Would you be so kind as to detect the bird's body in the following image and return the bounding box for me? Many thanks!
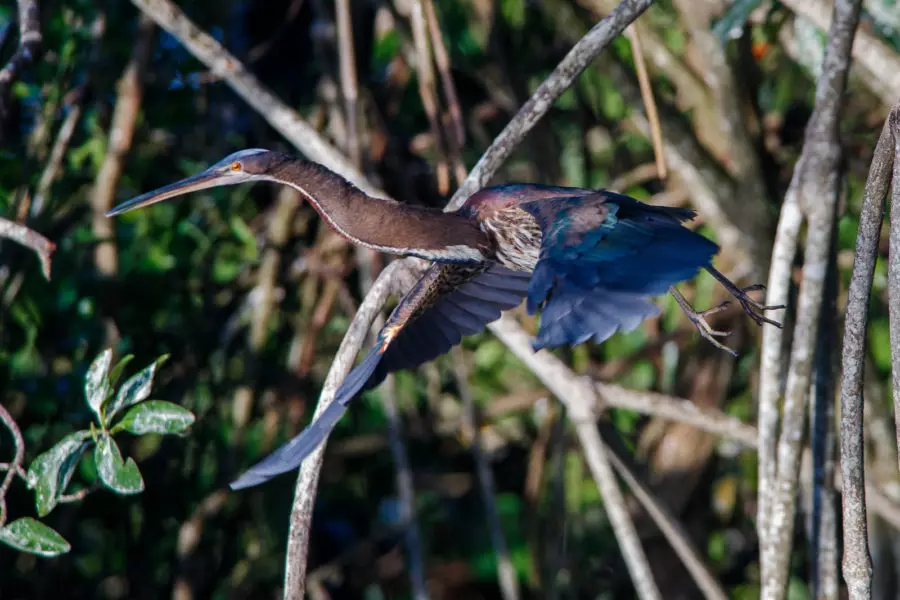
[107,149,781,490]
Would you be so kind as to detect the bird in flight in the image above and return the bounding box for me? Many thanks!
[107,149,782,489]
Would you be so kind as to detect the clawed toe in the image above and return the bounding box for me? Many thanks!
[669,288,738,357]
[706,267,786,330]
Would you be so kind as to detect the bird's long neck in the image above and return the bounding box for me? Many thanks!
[270,158,490,263]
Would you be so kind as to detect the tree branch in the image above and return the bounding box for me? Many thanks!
[0,218,55,280]
[757,1,861,598]
[445,0,654,211]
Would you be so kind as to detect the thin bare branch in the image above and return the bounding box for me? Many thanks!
[602,58,769,275]
[407,0,450,194]
[593,380,757,447]
[445,0,654,211]
[335,0,360,168]
[92,16,155,278]
[0,218,55,280]
[0,0,42,113]
[625,26,666,180]
[0,403,25,527]
[758,1,861,598]
[32,101,83,216]
[422,0,465,150]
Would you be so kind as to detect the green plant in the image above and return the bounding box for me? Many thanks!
[0,349,194,557]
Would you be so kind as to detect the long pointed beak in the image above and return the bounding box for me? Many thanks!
[106,169,231,217]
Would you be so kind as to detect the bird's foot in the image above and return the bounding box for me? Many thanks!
[724,282,785,329]
[669,287,737,357]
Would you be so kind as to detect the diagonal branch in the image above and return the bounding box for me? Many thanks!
[445,0,654,211]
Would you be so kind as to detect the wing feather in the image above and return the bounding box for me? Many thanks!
[520,191,719,350]
[230,263,530,489]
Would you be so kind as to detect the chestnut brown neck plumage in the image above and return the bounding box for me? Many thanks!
[268,157,490,263]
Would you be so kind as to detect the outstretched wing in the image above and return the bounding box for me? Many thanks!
[520,191,719,350]
[229,263,530,489]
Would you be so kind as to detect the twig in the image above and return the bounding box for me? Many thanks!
[92,15,155,278]
[602,437,727,600]
[601,56,769,276]
[0,404,25,527]
[0,0,42,113]
[31,101,83,216]
[445,0,654,211]
[758,1,861,598]
[422,0,465,150]
[489,315,662,600]
[407,0,450,194]
[0,218,55,280]
[335,0,360,168]
[625,26,666,180]
[452,348,520,600]
[592,380,757,447]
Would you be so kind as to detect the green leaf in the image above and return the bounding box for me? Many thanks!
[26,431,92,517]
[107,354,135,390]
[0,518,70,557]
[105,355,169,422]
[94,435,144,495]
[84,349,113,425]
[113,401,195,435]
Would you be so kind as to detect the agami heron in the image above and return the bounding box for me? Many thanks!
[107,149,782,489]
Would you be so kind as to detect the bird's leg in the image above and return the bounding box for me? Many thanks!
[704,266,785,329]
[668,286,737,357]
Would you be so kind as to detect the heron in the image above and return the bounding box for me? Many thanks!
[107,149,782,489]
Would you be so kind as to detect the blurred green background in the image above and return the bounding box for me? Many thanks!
[1,0,899,598]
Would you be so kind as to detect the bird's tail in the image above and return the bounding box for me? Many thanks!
[229,344,385,490]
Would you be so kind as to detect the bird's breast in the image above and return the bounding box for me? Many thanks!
[479,207,542,272]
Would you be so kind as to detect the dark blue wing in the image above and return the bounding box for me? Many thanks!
[520,191,719,350]
[229,263,530,489]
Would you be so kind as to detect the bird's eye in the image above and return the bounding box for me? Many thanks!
[230,162,241,172]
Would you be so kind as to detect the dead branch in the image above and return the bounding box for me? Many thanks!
[0,218,55,280]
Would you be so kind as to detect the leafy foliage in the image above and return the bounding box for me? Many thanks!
[1,350,189,556]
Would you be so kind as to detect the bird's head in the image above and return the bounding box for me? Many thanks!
[106,148,286,216]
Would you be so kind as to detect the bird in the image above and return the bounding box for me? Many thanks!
[107,149,782,489]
